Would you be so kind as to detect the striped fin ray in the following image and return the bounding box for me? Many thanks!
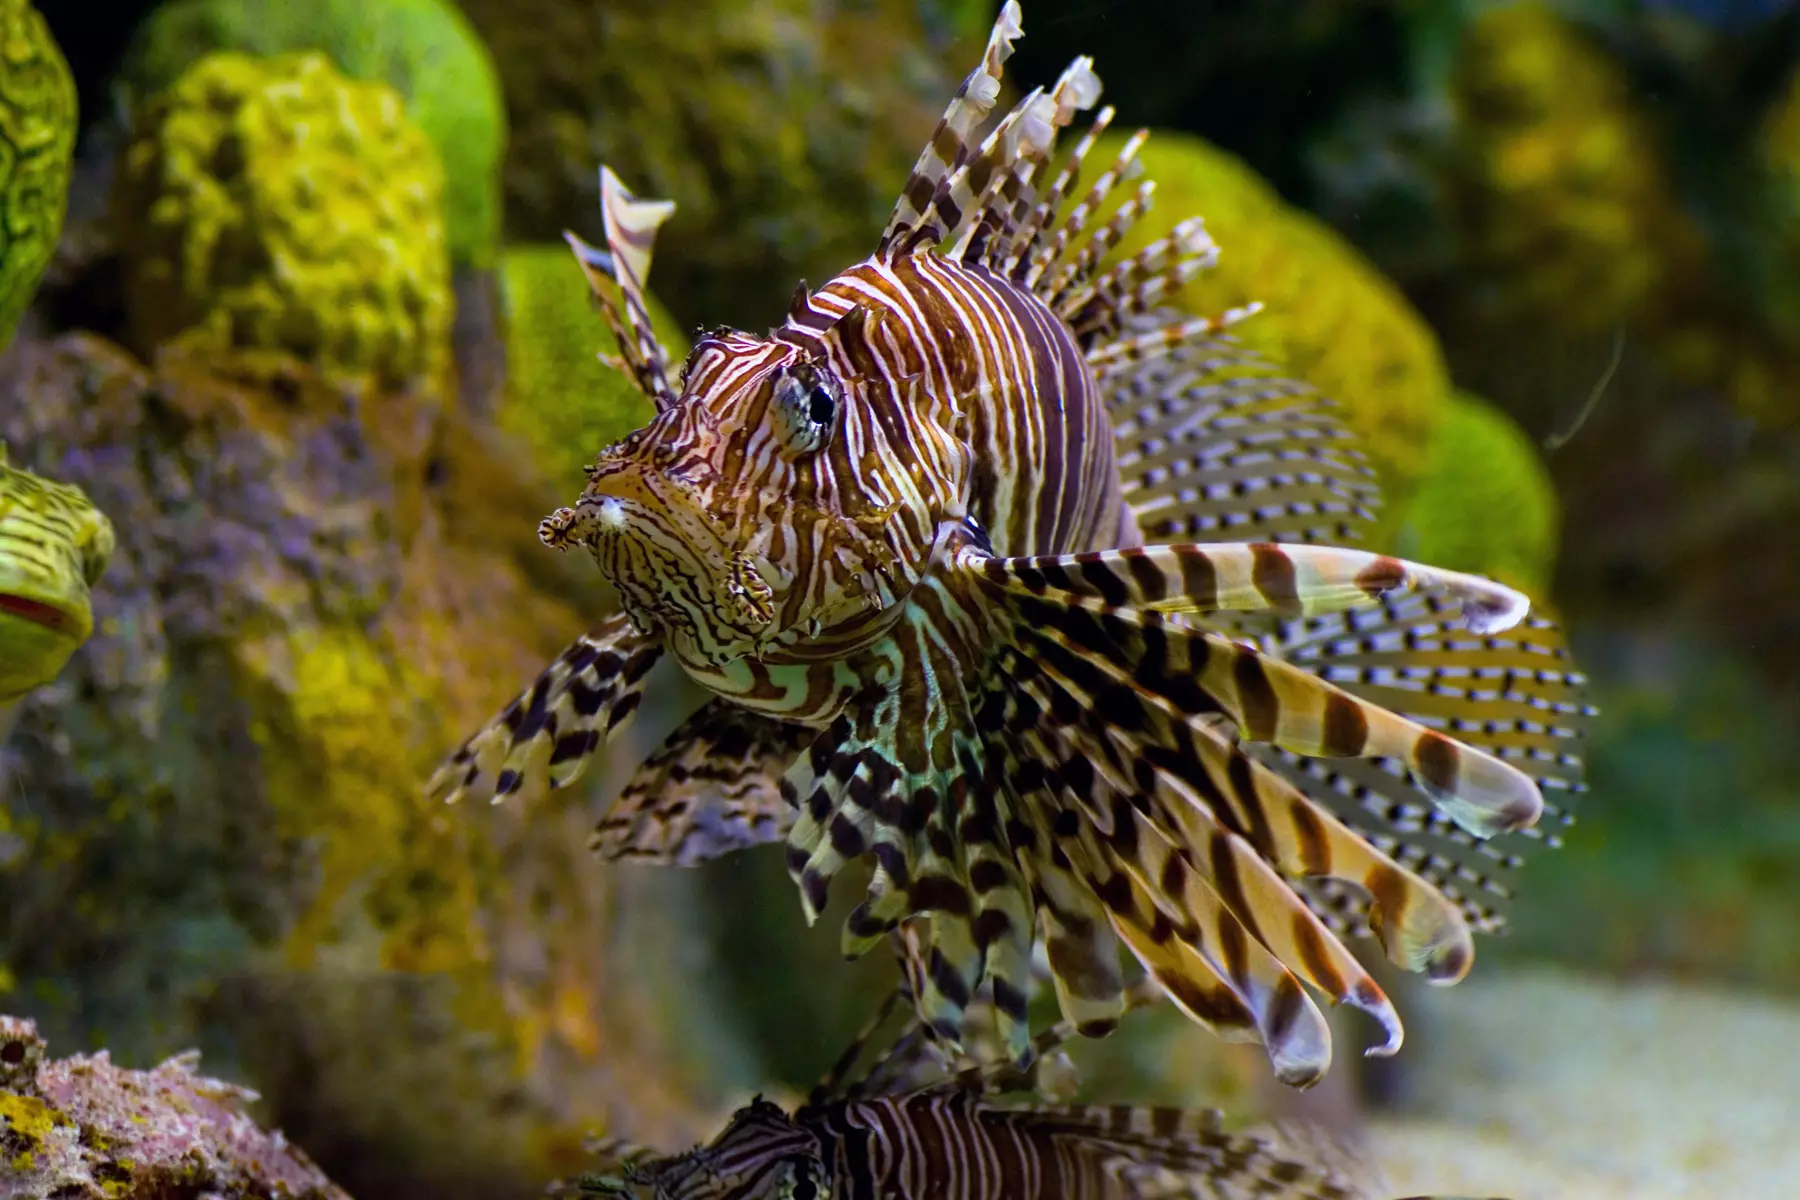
[999,104,1117,278]
[1108,333,1381,546]
[1042,176,1156,315]
[963,551,1545,841]
[1021,128,1149,292]
[595,167,679,409]
[1087,304,1266,374]
[1062,219,1217,342]
[1005,627,1475,987]
[939,53,1105,265]
[938,85,1054,263]
[877,0,1023,253]
[1232,592,1595,935]
[781,693,1021,1058]
[592,699,812,865]
[1007,656,1392,1087]
[981,542,1532,636]
[424,612,661,806]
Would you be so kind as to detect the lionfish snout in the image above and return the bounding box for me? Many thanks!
[539,460,777,661]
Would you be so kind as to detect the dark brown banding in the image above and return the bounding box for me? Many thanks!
[1230,649,1280,742]
[1321,691,1369,756]
[1353,555,1408,599]
[1123,548,1167,603]
[1291,914,1347,999]
[1414,729,1461,796]
[1289,798,1331,878]
[1249,543,1301,616]
[1366,864,1410,935]
[1177,546,1217,610]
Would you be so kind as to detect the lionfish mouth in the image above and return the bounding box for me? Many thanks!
[539,468,777,636]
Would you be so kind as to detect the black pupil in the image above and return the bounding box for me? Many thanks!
[792,1168,817,1200]
[806,386,834,425]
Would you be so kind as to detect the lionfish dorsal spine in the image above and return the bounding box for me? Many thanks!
[877,0,1024,255]
[576,166,681,411]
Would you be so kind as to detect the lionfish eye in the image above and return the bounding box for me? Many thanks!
[773,367,839,454]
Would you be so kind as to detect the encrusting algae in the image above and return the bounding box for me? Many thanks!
[432,0,1593,1095]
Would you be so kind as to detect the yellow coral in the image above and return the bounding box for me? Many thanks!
[1393,390,1561,596]
[1096,129,1450,503]
[1450,2,1694,335]
[496,245,691,489]
[112,52,452,388]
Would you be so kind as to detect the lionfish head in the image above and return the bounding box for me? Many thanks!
[601,1098,826,1200]
[540,324,955,669]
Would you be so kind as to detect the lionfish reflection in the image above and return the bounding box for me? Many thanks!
[563,977,1503,1200]
[428,2,1592,1086]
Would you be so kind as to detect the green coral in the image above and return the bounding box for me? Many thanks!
[1096,129,1450,504]
[0,0,76,353]
[496,245,691,489]
[1449,2,1695,336]
[1392,390,1561,596]
[118,0,505,270]
[111,52,452,389]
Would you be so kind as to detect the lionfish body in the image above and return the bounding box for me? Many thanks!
[431,2,1592,1088]
[572,982,1497,1200]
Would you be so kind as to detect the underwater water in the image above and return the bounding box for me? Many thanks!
[3,0,1799,1197]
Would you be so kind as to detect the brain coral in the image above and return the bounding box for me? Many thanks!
[1393,390,1562,596]
[0,0,75,353]
[112,52,452,389]
[1094,128,1450,505]
[496,244,691,490]
[118,0,505,270]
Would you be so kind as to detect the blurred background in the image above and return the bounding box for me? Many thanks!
[2,0,1799,1196]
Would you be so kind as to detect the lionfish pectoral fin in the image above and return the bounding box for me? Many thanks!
[424,611,661,806]
[779,605,1039,1063]
[1110,334,1383,546]
[961,546,1545,841]
[593,698,814,865]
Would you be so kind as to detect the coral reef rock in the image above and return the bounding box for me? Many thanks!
[118,0,505,270]
[0,0,76,353]
[0,331,739,1198]
[456,0,965,329]
[112,51,453,389]
[0,1014,350,1200]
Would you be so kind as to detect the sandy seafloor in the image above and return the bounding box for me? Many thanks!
[1366,966,1800,1199]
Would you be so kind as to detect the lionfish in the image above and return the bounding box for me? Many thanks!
[563,977,1501,1200]
[428,2,1591,1087]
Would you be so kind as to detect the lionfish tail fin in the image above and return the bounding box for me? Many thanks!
[879,0,1024,254]
[423,613,661,806]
